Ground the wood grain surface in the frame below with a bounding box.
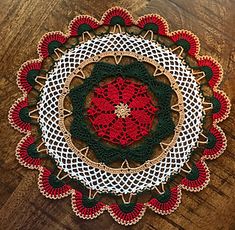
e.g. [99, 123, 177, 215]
[0, 0, 234, 229]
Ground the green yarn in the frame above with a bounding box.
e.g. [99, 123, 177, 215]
[27, 69, 39, 86]
[186, 163, 199, 181]
[206, 132, 217, 149]
[82, 196, 98, 208]
[119, 202, 136, 213]
[77, 24, 93, 36]
[155, 188, 171, 203]
[143, 23, 159, 33]
[69, 61, 175, 165]
[190, 150, 198, 156]
[175, 39, 191, 52]
[211, 96, 221, 114]
[48, 174, 65, 188]
[168, 175, 175, 183]
[19, 107, 32, 123]
[110, 16, 126, 26]
[48, 41, 62, 55]
[200, 66, 213, 81]
[27, 143, 39, 158]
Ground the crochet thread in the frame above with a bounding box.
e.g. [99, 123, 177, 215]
[69, 61, 174, 164]
[8, 6, 230, 226]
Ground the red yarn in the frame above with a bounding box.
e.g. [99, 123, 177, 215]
[8, 97, 31, 133]
[170, 30, 200, 56]
[38, 32, 67, 58]
[38, 167, 71, 199]
[87, 77, 158, 146]
[181, 160, 210, 192]
[16, 134, 42, 169]
[108, 202, 145, 225]
[68, 15, 100, 36]
[212, 91, 230, 122]
[203, 125, 226, 159]
[17, 60, 42, 93]
[197, 56, 222, 89]
[147, 186, 181, 214]
[136, 14, 169, 35]
[101, 7, 133, 26]
[72, 190, 106, 219]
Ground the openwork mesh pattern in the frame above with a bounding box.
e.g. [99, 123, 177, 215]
[38, 33, 203, 194]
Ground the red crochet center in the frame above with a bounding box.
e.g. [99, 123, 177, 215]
[87, 77, 158, 146]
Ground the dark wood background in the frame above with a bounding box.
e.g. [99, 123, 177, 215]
[0, 0, 234, 229]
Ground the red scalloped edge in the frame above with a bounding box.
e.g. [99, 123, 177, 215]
[38, 166, 72, 199]
[68, 15, 100, 36]
[16, 59, 42, 93]
[180, 159, 210, 192]
[71, 189, 107, 219]
[37, 31, 67, 58]
[16, 132, 42, 169]
[202, 124, 227, 160]
[146, 185, 182, 215]
[212, 89, 231, 124]
[135, 14, 169, 35]
[169, 29, 200, 56]
[8, 95, 31, 134]
[100, 6, 134, 26]
[196, 55, 223, 89]
[107, 202, 146, 226]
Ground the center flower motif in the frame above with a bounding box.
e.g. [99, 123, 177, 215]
[70, 61, 175, 164]
[87, 77, 158, 146]
[114, 103, 131, 118]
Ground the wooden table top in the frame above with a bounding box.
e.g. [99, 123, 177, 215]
[0, 0, 234, 229]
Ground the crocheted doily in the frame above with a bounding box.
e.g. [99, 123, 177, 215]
[9, 7, 231, 225]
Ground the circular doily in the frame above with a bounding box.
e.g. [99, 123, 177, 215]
[9, 7, 230, 226]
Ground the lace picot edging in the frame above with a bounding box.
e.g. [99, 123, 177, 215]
[8, 6, 231, 226]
